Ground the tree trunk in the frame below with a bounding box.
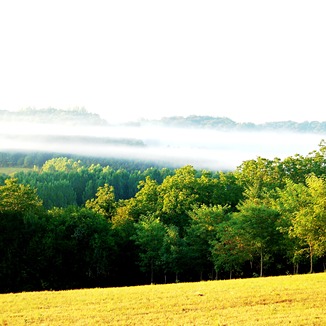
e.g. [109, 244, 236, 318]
[229, 270, 232, 279]
[293, 263, 299, 275]
[150, 260, 154, 284]
[260, 247, 263, 277]
[309, 244, 313, 274]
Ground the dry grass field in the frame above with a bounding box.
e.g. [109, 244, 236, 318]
[1, 273, 325, 325]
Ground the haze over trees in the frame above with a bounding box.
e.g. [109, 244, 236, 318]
[1, 139, 326, 292]
[2, 108, 326, 172]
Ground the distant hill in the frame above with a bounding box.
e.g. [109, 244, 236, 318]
[131, 115, 326, 134]
[0, 107, 107, 126]
[2, 109, 326, 134]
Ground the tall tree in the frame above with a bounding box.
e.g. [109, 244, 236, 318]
[236, 157, 285, 199]
[0, 178, 43, 214]
[185, 205, 227, 280]
[157, 165, 200, 230]
[211, 218, 251, 279]
[127, 177, 160, 221]
[234, 202, 281, 277]
[160, 224, 184, 283]
[277, 175, 326, 273]
[85, 184, 116, 219]
[133, 215, 166, 284]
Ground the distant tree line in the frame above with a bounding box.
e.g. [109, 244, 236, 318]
[135, 115, 326, 133]
[0, 151, 161, 171]
[0, 107, 107, 125]
[1, 142, 326, 293]
[2, 107, 326, 133]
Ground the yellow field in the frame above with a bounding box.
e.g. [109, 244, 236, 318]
[1, 273, 325, 325]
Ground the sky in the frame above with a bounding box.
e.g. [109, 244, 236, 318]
[1, 1, 326, 124]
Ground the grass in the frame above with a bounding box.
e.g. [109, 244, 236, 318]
[0, 167, 33, 176]
[1, 273, 326, 325]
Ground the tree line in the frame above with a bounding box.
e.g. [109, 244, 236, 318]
[0, 107, 107, 125]
[2, 107, 326, 133]
[1, 142, 326, 293]
[133, 115, 326, 133]
[0, 151, 163, 172]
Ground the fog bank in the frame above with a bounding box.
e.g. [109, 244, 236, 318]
[0, 122, 324, 170]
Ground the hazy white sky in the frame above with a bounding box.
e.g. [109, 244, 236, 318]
[1, 1, 326, 123]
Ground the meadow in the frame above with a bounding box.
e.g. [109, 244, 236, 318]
[0, 167, 33, 176]
[1, 273, 325, 325]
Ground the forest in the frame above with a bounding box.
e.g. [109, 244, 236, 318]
[1, 138, 326, 293]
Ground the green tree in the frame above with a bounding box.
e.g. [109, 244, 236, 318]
[47, 206, 116, 289]
[160, 224, 184, 283]
[277, 175, 326, 273]
[42, 157, 82, 173]
[0, 210, 26, 292]
[211, 218, 251, 279]
[0, 178, 43, 214]
[157, 165, 200, 231]
[38, 180, 76, 209]
[85, 184, 116, 219]
[235, 202, 281, 277]
[111, 204, 139, 285]
[275, 179, 308, 273]
[211, 171, 244, 209]
[236, 157, 285, 200]
[127, 177, 160, 221]
[133, 215, 166, 284]
[0, 177, 45, 292]
[185, 205, 227, 280]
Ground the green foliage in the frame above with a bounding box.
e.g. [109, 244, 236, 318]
[45, 206, 117, 289]
[85, 184, 116, 219]
[0, 178, 43, 214]
[277, 175, 326, 273]
[158, 166, 204, 230]
[160, 224, 184, 282]
[236, 157, 285, 198]
[185, 205, 228, 278]
[234, 202, 281, 276]
[42, 157, 82, 173]
[211, 218, 251, 278]
[132, 215, 166, 283]
[127, 177, 160, 220]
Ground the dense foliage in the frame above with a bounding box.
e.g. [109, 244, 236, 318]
[1, 141, 326, 292]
